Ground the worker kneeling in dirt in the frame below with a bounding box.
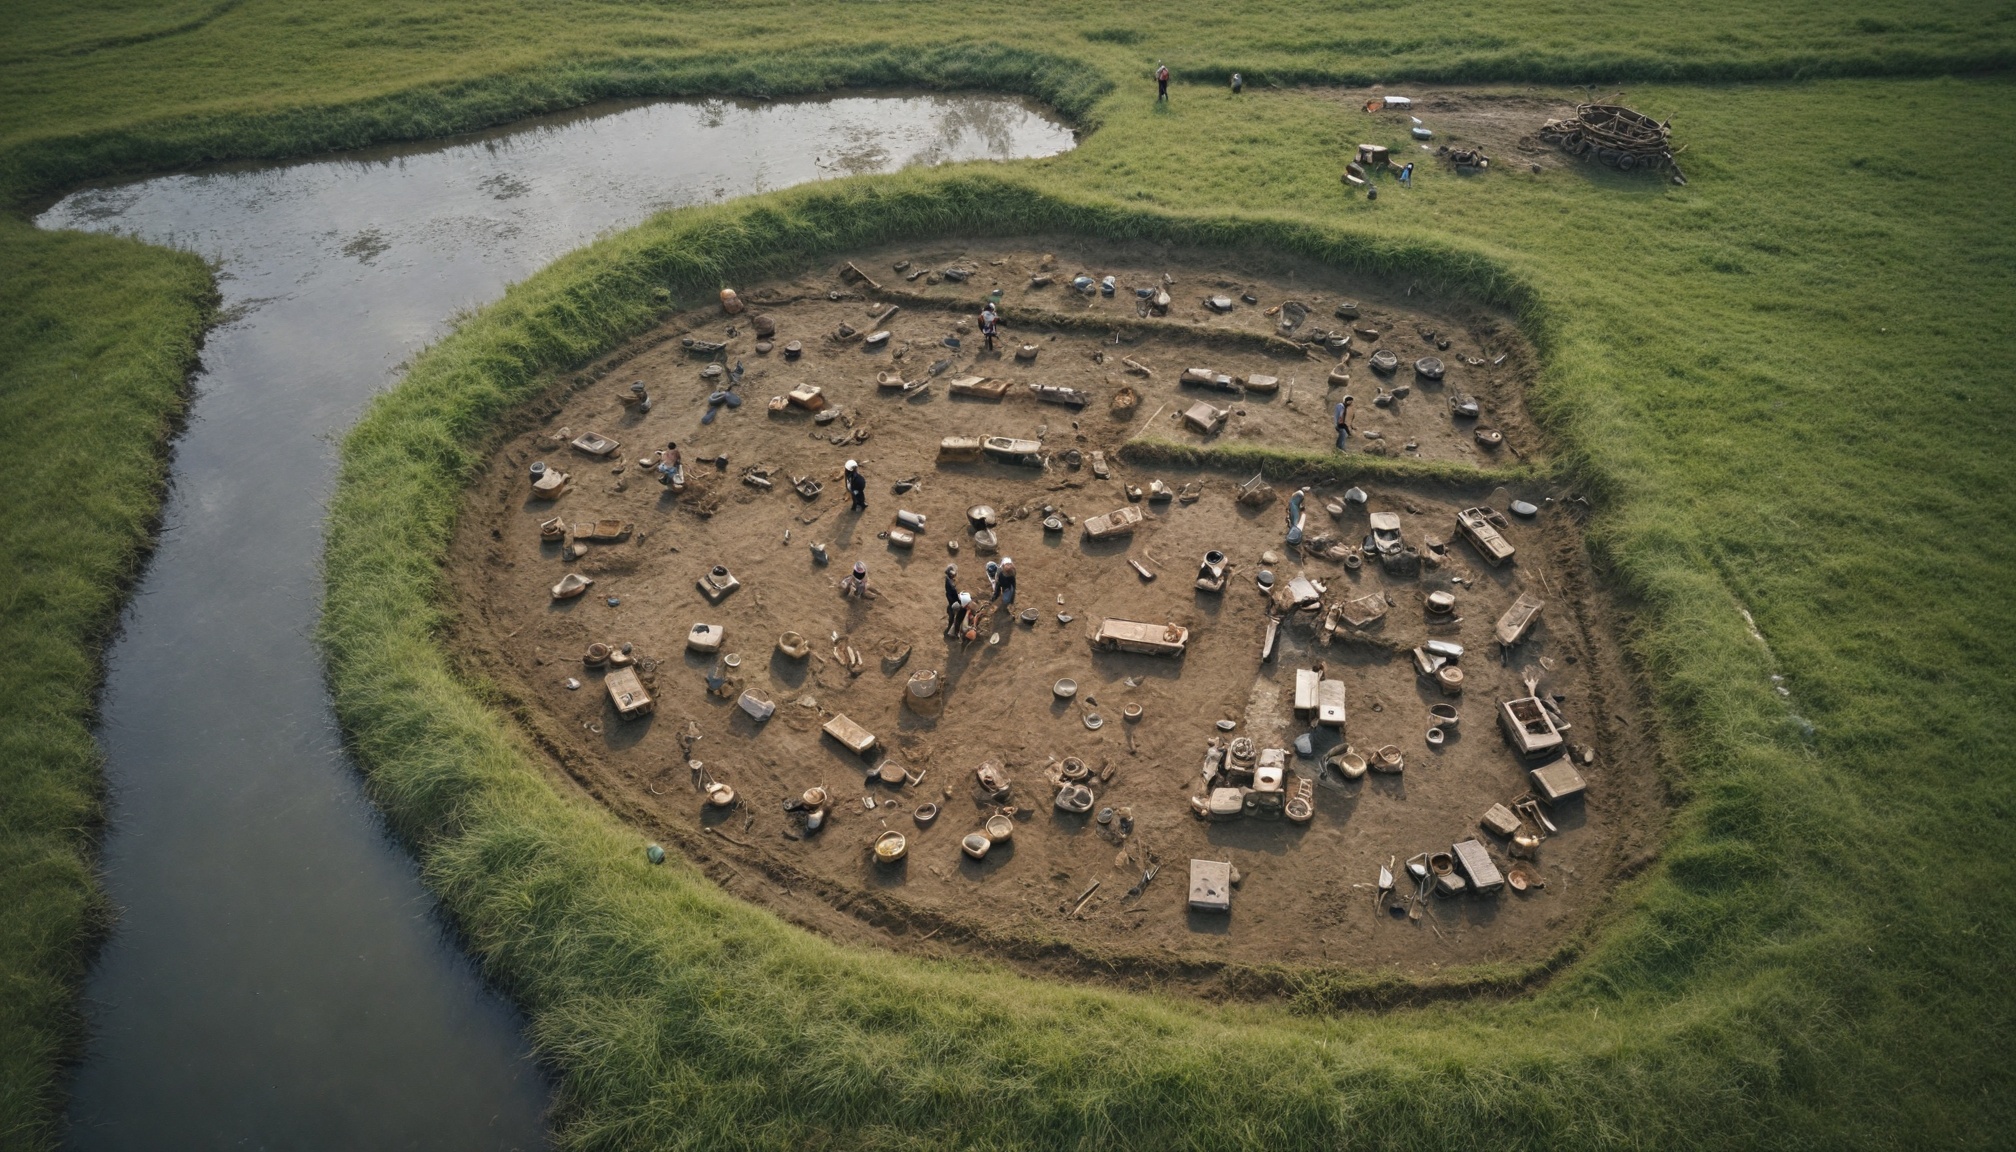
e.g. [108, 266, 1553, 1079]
[990, 556, 1018, 609]
[654, 440, 684, 486]
[842, 561, 872, 599]
[955, 592, 982, 641]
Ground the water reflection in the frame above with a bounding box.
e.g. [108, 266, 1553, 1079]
[39, 92, 1072, 1151]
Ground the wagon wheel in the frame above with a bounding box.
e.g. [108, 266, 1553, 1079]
[1615, 152, 1637, 172]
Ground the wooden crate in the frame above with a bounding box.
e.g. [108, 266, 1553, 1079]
[1083, 505, 1143, 541]
[604, 667, 653, 719]
[1293, 669, 1320, 715]
[1452, 839, 1504, 893]
[1317, 680, 1347, 728]
[1188, 859, 1232, 912]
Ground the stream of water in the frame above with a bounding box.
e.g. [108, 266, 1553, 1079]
[37, 92, 1073, 1151]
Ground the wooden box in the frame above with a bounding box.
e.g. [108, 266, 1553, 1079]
[604, 667, 653, 719]
[822, 713, 878, 757]
[1083, 505, 1144, 540]
[1188, 859, 1232, 912]
[1452, 838, 1504, 893]
[1530, 762, 1586, 804]
[948, 375, 1010, 399]
[1293, 668, 1320, 715]
[1317, 679, 1347, 728]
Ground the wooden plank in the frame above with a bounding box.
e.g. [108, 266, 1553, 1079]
[822, 713, 877, 756]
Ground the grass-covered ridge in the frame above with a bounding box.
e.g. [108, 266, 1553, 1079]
[320, 68, 2014, 1136]
[5, 0, 2012, 1142]
[0, 217, 214, 1149]
[4, 0, 2016, 203]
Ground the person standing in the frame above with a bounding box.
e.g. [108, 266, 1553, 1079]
[1334, 396, 1354, 450]
[1155, 64, 1170, 103]
[1399, 161, 1414, 186]
[943, 564, 963, 636]
[979, 303, 999, 353]
[990, 556, 1018, 610]
[844, 459, 866, 511]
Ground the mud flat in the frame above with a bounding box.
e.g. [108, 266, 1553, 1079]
[447, 242, 1662, 995]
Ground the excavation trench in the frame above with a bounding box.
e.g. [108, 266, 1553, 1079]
[449, 239, 1664, 998]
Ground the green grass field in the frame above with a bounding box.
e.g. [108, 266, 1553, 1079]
[6, 0, 2014, 1147]
[0, 219, 213, 1148]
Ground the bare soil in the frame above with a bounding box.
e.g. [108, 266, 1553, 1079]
[446, 240, 1664, 999]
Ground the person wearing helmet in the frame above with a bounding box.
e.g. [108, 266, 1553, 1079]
[843, 459, 867, 511]
[842, 560, 870, 599]
[978, 303, 999, 353]
[989, 556, 1017, 609]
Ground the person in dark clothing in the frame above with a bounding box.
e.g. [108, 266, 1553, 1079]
[1334, 396, 1354, 450]
[1155, 64, 1170, 102]
[990, 557, 1018, 609]
[979, 304, 999, 352]
[943, 564, 963, 636]
[844, 458, 866, 511]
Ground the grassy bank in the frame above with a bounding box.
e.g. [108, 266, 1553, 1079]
[5, 0, 2016, 204]
[321, 61, 2014, 1139]
[7, 0, 2013, 1145]
[0, 216, 214, 1148]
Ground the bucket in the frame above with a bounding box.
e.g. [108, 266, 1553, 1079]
[801, 787, 828, 808]
[1436, 666, 1465, 695]
[1053, 678, 1078, 699]
[985, 814, 1014, 842]
[904, 670, 943, 717]
[962, 833, 992, 859]
[1123, 703, 1144, 722]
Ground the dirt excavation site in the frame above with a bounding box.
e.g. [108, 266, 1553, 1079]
[447, 241, 1664, 994]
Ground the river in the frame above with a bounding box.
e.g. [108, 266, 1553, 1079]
[36, 92, 1074, 1150]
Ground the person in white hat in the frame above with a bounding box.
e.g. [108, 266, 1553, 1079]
[989, 556, 1017, 609]
[842, 560, 870, 599]
[955, 591, 978, 640]
[843, 459, 867, 511]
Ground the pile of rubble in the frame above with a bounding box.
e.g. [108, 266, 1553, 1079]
[1537, 103, 1687, 185]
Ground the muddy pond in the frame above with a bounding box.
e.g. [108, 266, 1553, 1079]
[35, 93, 1074, 1149]
[451, 241, 1665, 996]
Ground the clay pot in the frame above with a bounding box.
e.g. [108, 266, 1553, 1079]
[985, 814, 1015, 842]
[873, 831, 907, 863]
[913, 803, 939, 825]
[1436, 665, 1466, 695]
[1430, 703, 1460, 728]
[719, 288, 743, 314]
